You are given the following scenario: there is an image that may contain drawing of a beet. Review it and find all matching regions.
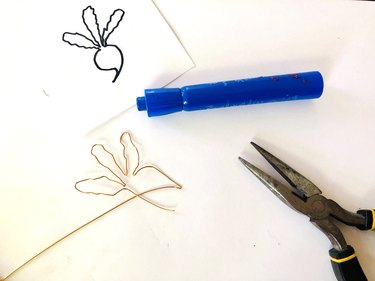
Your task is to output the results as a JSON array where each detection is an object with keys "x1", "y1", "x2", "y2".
[{"x1": 63, "y1": 6, "x2": 125, "y2": 83}]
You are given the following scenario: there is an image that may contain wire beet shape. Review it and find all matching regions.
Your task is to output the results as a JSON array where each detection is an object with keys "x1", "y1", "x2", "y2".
[
  {"x1": 0, "y1": 131, "x2": 181, "y2": 281},
  {"x1": 75, "y1": 131, "x2": 182, "y2": 210}
]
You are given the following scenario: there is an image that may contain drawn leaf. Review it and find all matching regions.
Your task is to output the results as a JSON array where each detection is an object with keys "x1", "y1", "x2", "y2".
[
  {"x1": 102, "y1": 9, "x2": 125, "y2": 45},
  {"x1": 62, "y1": 32, "x2": 99, "y2": 49},
  {"x1": 82, "y1": 6, "x2": 102, "y2": 47}
]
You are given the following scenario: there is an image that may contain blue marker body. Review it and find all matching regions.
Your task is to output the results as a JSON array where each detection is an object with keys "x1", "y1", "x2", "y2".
[{"x1": 136, "y1": 71, "x2": 323, "y2": 117}]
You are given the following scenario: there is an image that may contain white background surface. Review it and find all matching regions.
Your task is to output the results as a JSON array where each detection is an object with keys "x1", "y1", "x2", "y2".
[{"x1": 1, "y1": 0, "x2": 375, "y2": 280}]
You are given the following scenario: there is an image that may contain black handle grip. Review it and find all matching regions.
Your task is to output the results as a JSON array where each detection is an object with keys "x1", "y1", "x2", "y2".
[
  {"x1": 329, "y1": 245, "x2": 367, "y2": 281},
  {"x1": 356, "y1": 209, "x2": 375, "y2": 231}
]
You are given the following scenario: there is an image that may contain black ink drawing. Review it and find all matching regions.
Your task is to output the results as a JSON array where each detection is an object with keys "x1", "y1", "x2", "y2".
[{"x1": 62, "y1": 6, "x2": 125, "y2": 83}]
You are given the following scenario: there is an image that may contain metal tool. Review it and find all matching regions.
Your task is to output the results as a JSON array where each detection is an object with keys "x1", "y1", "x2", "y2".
[{"x1": 239, "y1": 142, "x2": 374, "y2": 281}]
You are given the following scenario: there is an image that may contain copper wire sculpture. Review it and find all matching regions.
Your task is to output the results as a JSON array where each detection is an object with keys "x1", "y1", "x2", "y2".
[
  {"x1": 1, "y1": 131, "x2": 181, "y2": 281},
  {"x1": 75, "y1": 131, "x2": 181, "y2": 210}
]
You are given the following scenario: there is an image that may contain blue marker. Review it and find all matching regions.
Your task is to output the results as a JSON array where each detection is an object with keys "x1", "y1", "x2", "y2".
[{"x1": 136, "y1": 71, "x2": 323, "y2": 117}]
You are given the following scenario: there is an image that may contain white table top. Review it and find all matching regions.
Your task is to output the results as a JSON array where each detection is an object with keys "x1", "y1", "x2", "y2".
[{"x1": 1, "y1": 1, "x2": 375, "y2": 280}]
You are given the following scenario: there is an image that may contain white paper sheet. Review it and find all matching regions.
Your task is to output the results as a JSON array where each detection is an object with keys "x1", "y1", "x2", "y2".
[
  {"x1": 0, "y1": 0, "x2": 193, "y2": 278},
  {"x1": 0, "y1": 0, "x2": 194, "y2": 132}
]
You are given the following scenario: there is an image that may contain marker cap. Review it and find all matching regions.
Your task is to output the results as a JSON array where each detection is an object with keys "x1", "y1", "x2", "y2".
[{"x1": 137, "y1": 88, "x2": 183, "y2": 117}]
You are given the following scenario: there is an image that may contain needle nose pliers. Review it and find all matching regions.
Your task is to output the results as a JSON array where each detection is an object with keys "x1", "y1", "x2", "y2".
[{"x1": 239, "y1": 142, "x2": 374, "y2": 281}]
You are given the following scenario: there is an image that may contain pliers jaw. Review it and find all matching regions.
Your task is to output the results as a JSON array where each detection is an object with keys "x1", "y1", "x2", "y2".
[
  {"x1": 238, "y1": 156, "x2": 312, "y2": 214},
  {"x1": 249, "y1": 142, "x2": 322, "y2": 198},
  {"x1": 239, "y1": 143, "x2": 366, "y2": 250}
]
